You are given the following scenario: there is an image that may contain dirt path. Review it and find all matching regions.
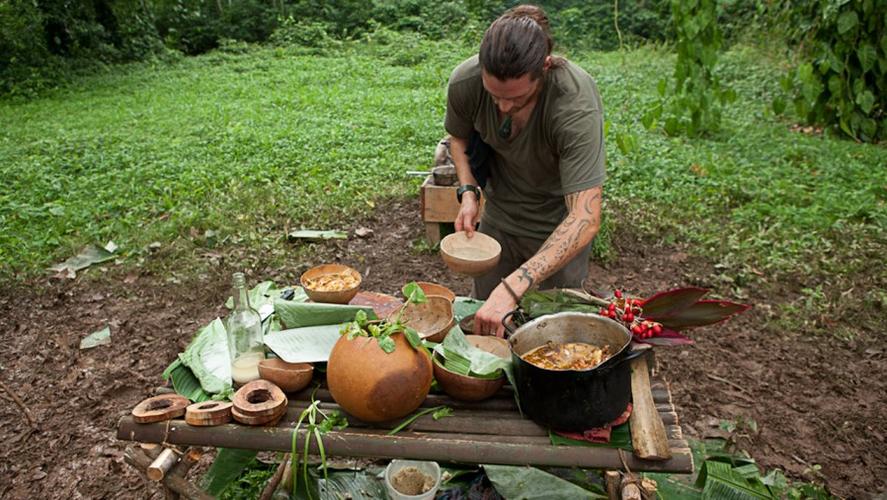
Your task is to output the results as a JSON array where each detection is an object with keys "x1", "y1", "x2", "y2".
[{"x1": 0, "y1": 198, "x2": 883, "y2": 499}]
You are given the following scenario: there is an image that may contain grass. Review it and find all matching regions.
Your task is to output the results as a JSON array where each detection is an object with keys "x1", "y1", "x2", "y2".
[{"x1": 1, "y1": 38, "x2": 884, "y2": 333}]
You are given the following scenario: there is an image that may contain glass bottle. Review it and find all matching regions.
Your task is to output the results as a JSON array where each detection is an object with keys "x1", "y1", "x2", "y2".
[{"x1": 226, "y1": 272, "x2": 264, "y2": 386}]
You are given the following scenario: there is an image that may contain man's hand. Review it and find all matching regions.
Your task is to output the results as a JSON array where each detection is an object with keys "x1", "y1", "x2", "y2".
[
  {"x1": 474, "y1": 282, "x2": 519, "y2": 338},
  {"x1": 454, "y1": 193, "x2": 479, "y2": 236}
]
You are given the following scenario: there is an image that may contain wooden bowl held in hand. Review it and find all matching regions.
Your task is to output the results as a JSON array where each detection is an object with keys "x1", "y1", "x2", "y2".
[
  {"x1": 258, "y1": 358, "x2": 314, "y2": 393},
  {"x1": 415, "y1": 282, "x2": 456, "y2": 303},
  {"x1": 440, "y1": 231, "x2": 501, "y2": 277},
  {"x1": 392, "y1": 295, "x2": 454, "y2": 343},
  {"x1": 300, "y1": 264, "x2": 361, "y2": 304}
]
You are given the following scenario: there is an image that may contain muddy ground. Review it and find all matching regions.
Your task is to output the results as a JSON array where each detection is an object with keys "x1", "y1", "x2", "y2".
[{"x1": 0, "y1": 198, "x2": 884, "y2": 499}]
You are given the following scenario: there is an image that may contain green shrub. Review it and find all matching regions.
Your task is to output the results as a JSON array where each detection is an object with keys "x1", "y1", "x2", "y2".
[{"x1": 776, "y1": 0, "x2": 885, "y2": 142}]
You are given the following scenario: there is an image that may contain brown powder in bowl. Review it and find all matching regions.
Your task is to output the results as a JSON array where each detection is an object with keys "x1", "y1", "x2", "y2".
[{"x1": 391, "y1": 466, "x2": 435, "y2": 495}]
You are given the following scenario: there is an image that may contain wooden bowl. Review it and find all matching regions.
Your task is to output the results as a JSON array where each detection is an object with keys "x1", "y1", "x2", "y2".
[
  {"x1": 300, "y1": 264, "x2": 361, "y2": 304},
  {"x1": 258, "y1": 358, "x2": 314, "y2": 393},
  {"x1": 416, "y1": 282, "x2": 456, "y2": 303},
  {"x1": 440, "y1": 232, "x2": 501, "y2": 277},
  {"x1": 432, "y1": 355, "x2": 504, "y2": 402},
  {"x1": 391, "y1": 295, "x2": 454, "y2": 343}
]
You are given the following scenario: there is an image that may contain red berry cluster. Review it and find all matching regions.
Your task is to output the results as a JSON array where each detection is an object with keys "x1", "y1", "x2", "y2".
[{"x1": 598, "y1": 289, "x2": 663, "y2": 340}]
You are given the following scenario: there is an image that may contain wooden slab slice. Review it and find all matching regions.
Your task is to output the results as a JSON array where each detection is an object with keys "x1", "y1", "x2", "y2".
[
  {"x1": 132, "y1": 394, "x2": 190, "y2": 424},
  {"x1": 185, "y1": 401, "x2": 233, "y2": 427},
  {"x1": 232, "y1": 380, "x2": 288, "y2": 417},
  {"x1": 232, "y1": 401, "x2": 288, "y2": 426}
]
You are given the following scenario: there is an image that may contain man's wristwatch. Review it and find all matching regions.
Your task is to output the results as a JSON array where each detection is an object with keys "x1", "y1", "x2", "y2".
[{"x1": 456, "y1": 184, "x2": 481, "y2": 203}]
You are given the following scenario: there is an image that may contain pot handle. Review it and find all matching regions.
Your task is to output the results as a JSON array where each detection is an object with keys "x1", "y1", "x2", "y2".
[
  {"x1": 501, "y1": 308, "x2": 530, "y2": 339},
  {"x1": 597, "y1": 346, "x2": 650, "y2": 373},
  {"x1": 501, "y1": 310, "x2": 519, "y2": 338}
]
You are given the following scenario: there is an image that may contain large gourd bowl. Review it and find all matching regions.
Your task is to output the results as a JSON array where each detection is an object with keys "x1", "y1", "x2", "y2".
[
  {"x1": 440, "y1": 231, "x2": 501, "y2": 277},
  {"x1": 299, "y1": 264, "x2": 361, "y2": 304}
]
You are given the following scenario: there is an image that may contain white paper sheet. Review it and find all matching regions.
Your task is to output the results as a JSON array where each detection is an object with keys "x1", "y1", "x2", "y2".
[{"x1": 264, "y1": 324, "x2": 344, "y2": 363}]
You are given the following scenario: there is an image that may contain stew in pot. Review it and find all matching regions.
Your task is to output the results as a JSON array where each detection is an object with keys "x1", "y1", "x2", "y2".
[{"x1": 521, "y1": 341, "x2": 612, "y2": 371}]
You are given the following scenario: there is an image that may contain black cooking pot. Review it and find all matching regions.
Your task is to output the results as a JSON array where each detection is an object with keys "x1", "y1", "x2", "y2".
[{"x1": 504, "y1": 311, "x2": 644, "y2": 431}]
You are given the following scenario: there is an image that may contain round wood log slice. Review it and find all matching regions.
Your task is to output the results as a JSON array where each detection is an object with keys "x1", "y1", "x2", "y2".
[
  {"x1": 232, "y1": 380, "x2": 288, "y2": 417},
  {"x1": 232, "y1": 403, "x2": 287, "y2": 426},
  {"x1": 185, "y1": 401, "x2": 233, "y2": 426},
  {"x1": 132, "y1": 394, "x2": 190, "y2": 424}
]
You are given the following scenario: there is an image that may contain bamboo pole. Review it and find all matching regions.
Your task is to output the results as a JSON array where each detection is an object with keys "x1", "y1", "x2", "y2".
[
  {"x1": 123, "y1": 446, "x2": 213, "y2": 500},
  {"x1": 117, "y1": 418, "x2": 694, "y2": 473},
  {"x1": 147, "y1": 449, "x2": 178, "y2": 481}
]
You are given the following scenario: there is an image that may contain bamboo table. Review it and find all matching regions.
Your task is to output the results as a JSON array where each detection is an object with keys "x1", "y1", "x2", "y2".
[{"x1": 117, "y1": 375, "x2": 693, "y2": 474}]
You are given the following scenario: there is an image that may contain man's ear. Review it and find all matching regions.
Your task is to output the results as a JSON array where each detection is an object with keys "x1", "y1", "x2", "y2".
[{"x1": 543, "y1": 56, "x2": 552, "y2": 72}]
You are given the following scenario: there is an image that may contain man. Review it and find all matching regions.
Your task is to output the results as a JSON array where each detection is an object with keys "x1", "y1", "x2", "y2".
[{"x1": 445, "y1": 5, "x2": 605, "y2": 337}]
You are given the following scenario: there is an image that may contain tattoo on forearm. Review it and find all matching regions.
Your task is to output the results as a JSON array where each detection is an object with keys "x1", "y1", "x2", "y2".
[
  {"x1": 583, "y1": 191, "x2": 601, "y2": 216},
  {"x1": 565, "y1": 192, "x2": 580, "y2": 213},
  {"x1": 528, "y1": 189, "x2": 602, "y2": 284},
  {"x1": 517, "y1": 266, "x2": 535, "y2": 286}
]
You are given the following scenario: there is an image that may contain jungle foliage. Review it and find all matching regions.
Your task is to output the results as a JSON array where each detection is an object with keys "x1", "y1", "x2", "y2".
[{"x1": 775, "y1": 0, "x2": 885, "y2": 142}]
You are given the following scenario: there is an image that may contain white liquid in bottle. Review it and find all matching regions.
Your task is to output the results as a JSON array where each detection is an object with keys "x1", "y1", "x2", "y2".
[{"x1": 231, "y1": 351, "x2": 264, "y2": 385}]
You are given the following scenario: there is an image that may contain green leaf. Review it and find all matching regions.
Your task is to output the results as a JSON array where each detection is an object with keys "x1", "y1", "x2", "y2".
[
  {"x1": 837, "y1": 10, "x2": 858, "y2": 35},
  {"x1": 225, "y1": 280, "x2": 284, "y2": 309},
  {"x1": 402, "y1": 281, "x2": 427, "y2": 305},
  {"x1": 857, "y1": 43, "x2": 878, "y2": 73},
  {"x1": 287, "y1": 229, "x2": 347, "y2": 240},
  {"x1": 354, "y1": 309, "x2": 367, "y2": 325},
  {"x1": 548, "y1": 423, "x2": 633, "y2": 450},
  {"x1": 48, "y1": 243, "x2": 116, "y2": 275},
  {"x1": 175, "y1": 317, "x2": 233, "y2": 394},
  {"x1": 433, "y1": 327, "x2": 512, "y2": 379},
  {"x1": 202, "y1": 448, "x2": 258, "y2": 496},
  {"x1": 772, "y1": 96, "x2": 786, "y2": 115},
  {"x1": 80, "y1": 326, "x2": 111, "y2": 349},
  {"x1": 377, "y1": 335, "x2": 396, "y2": 353},
  {"x1": 162, "y1": 359, "x2": 212, "y2": 402},
  {"x1": 484, "y1": 464, "x2": 607, "y2": 499},
  {"x1": 388, "y1": 405, "x2": 450, "y2": 435},
  {"x1": 657, "y1": 78, "x2": 668, "y2": 97},
  {"x1": 275, "y1": 299, "x2": 375, "y2": 329},
  {"x1": 403, "y1": 326, "x2": 423, "y2": 350},
  {"x1": 696, "y1": 460, "x2": 773, "y2": 499},
  {"x1": 856, "y1": 90, "x2": 875, "y2": 114}
]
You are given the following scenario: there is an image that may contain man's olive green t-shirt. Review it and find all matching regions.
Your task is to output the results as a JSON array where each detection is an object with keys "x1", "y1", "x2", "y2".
[{"x1": 445, "y1": 55, "x2": 606, "y2": 240}]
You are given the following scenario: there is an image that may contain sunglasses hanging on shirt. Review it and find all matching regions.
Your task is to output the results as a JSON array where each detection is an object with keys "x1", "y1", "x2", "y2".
[{"x1": 498, "y1": 115, "x2": 512, "y2": 139}]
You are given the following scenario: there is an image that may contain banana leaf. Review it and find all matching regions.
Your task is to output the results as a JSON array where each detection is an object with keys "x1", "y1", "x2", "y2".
[
  {"x1": 275, "y1": 299, "x2": 376, "y2": 329},
  {"x1": 162, "y1": 360, "x2": 211, "y2": 402},
  {"x1": 483, "y1": 464, "x2": 606, "y2": 499},
  {"x1": 696, "y1": 460, "x2": 774, "y2": 500},
  {"x1": 652, "y1": 300, "x2": 752, "y2": 330},
  {"x1": 224, "y1": 281, "x2": 299, "y2": 310},
  {"x1": 640, "y1": 287, "x2": 710, "y2": 318},
  {"x1": 316, "y1": 470, "x2": 387, "y2": 499},
  {"x1": 520, "y1": 290, "x2": 599, "y2": 319},
  {"x1": 175, "y1": 317, "x2": 232, "y2": 394},
  {"x1": 547, "y1": 423, "x2": 633, "y2": 450},
  {"x1": 453, "y1": 297, "x2": 484, "y2": 321},
  {"x1": 433, "y1": 326, "x2": 512, "y2": 380},
  {"x1": 202, "y1": 448, "x2": 259, "y2": 496}
]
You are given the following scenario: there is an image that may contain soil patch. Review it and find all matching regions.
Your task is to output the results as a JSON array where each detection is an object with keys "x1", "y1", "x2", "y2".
[{"x1": 0, "y1": 198, "x2": 883, "y2": 499}]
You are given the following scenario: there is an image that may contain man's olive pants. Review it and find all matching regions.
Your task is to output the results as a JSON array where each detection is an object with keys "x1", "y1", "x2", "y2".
[{"x1": 471, "y1": 221, "x2": 592, "y2": 300}]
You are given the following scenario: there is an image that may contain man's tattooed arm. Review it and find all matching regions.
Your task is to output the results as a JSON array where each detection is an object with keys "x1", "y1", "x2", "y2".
[{"x1": 517, "y1": 186, "x2": 603, "y2": 288}]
